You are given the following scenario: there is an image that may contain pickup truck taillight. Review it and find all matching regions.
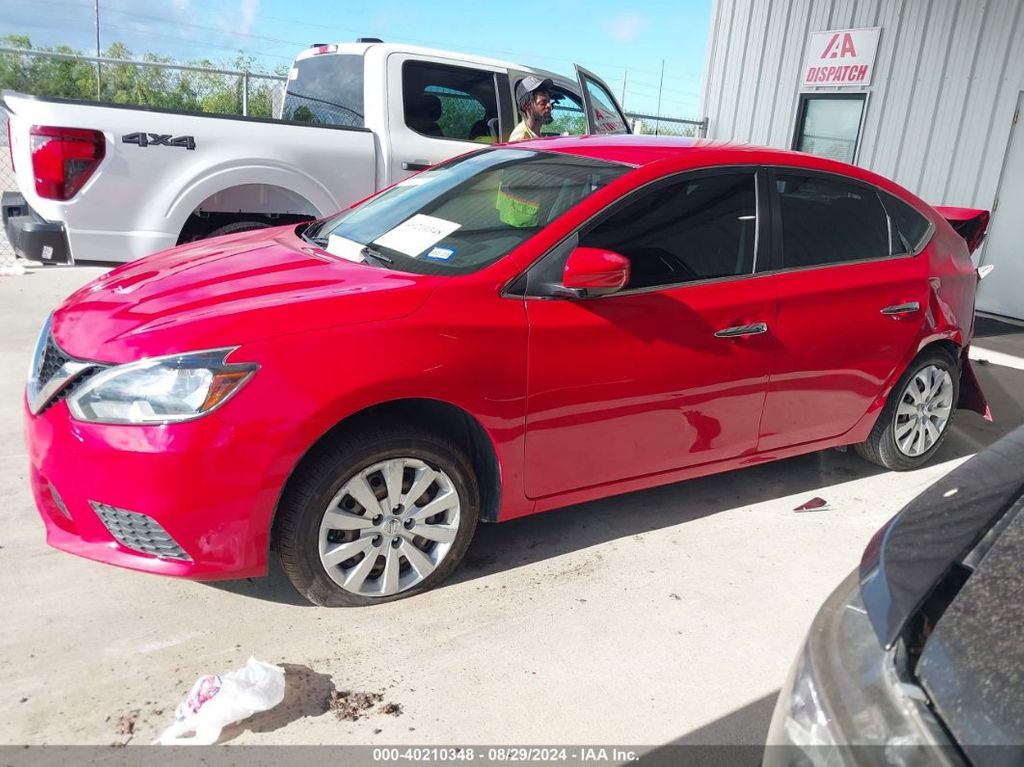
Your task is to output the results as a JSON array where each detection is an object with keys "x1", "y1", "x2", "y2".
[{"x1": 30, "y1": 125, "x2": 106, "y2": 201}]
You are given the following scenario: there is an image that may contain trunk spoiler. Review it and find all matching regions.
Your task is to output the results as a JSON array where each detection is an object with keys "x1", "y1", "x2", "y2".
[{"x1": 934, "y1": 206, "x2": 990, "y2": 255}]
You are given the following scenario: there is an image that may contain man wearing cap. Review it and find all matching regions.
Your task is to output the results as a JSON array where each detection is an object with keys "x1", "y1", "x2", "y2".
[{"x1": 509, "y1": 76, "x2": 554, "y2": 142}]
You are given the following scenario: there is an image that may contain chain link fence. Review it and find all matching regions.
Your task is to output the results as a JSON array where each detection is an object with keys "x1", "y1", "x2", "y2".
[
  {"x1": 629, "y1": 113, "x2": 707, "y2": 137},
  {"x1": 1, "y1": 47, "x2": 287, "y2": 118},
  {"x1": 1, "y1": 126, "x2": 18, "y2": 272}
]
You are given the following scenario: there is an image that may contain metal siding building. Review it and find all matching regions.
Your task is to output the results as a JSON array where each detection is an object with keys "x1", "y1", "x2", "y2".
[{"x1": 700, "y1": 0, "x2": 1024, "y2": 320}]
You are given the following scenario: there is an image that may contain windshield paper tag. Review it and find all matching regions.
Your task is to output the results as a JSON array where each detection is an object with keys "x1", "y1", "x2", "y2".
[
  {"x1": 425, "y1": 246, "x2": 455, "y2": 260},
  {"x1": 373, "y1": 214, "x2": 460, "y2": 257},
  {"x1": 326, "y1": 234, "x2": 367, "y2": 263}
]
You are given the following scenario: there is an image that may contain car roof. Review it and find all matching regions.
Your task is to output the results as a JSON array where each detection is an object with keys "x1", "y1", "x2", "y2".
[{"x1": 518, "y1": 135, "x2": 911, "y2": 197}]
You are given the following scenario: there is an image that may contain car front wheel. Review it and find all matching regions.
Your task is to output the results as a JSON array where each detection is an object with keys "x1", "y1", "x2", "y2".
[
  {"x1": 275, "y1": 426, "x2": 479, "y2": 606},
  {"x1": 855, "y1": 347, "x2": 959, "y2": 471}
]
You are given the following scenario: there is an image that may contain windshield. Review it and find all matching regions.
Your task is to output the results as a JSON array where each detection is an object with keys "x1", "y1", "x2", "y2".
[
  {"x1": 306, "y1": 148, "x2": 630, "y2": 276},
  {"x1": 282, "y1": 54, "x2": 364, "y2": 127}
]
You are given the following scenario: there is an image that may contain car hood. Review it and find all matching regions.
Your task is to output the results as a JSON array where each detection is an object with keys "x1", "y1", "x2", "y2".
[
  {"x1": 859, "y1": 425, "x2": 1024, "y2": 649},
  {"x1": 915, "y1": 494, "x2": 1024, "y2": 757},
  {"x1": 51, "y1": 227, "x2": 435, "y2": 363}
]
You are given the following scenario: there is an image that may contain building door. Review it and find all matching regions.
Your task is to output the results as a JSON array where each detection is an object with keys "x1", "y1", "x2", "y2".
[{"x1": 977, "y1": 92, "x2": 1024, "y2": 321}]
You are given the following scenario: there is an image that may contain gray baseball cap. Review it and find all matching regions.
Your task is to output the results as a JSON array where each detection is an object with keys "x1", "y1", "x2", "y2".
[{"x1": 515, "y1": 76, "x2": 554, "y2": 109}]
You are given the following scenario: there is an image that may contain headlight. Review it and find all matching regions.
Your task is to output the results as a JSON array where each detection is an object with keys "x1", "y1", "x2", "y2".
[
  {"x1": 764, "y1": 571, "x2": 960, "y2": 766},
  {"x1": 67, "y1": 348, "x2": 257, "y2": 425}
]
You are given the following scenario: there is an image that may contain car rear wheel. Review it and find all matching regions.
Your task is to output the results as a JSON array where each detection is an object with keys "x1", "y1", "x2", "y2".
[
  {"x1": 274, "y1": 425, "x2": 479, "y2": 606},
  {"x1": 855, "y1": 347, "x2": 959, "y2": 471}
]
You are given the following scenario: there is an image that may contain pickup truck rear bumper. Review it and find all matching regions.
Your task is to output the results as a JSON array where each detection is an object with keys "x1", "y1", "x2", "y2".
[{"x1": 2, "y1": 192, "x2": 72, "y2": 265}]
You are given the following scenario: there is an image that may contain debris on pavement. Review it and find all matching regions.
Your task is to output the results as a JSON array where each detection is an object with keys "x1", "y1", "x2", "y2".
[
  {"x1": 330, "y1": 690, "x2": 384, "y2": 721},
  {"x1": 156, "y1": 657, "x2": 286, "y2": 745},
  {"x1": 114, "y1": 710, "x2": 139, "y2": 737},
  {"x1": 794, "y1": 497, "x2": 831, "y2": 512},
  {"x1": 381, "y1": 702, "x2": 403, "y2": 716}
]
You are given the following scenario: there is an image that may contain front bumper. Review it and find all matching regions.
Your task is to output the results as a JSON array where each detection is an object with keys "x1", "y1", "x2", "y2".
[
  {"x1": 2, "y1": 191, "x2": 72, "y2": 264},
  {"x1": 24, "y1": 397, "x2": 283, "y2": 580}
]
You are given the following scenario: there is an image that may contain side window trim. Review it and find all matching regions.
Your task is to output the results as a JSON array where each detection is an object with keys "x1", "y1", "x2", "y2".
[
  {"x1": 519, "y1": 166, "x2": 764, "y2": 299},
  {"x1": 765, "y1": 165, "x2": 925, "y2": 274}
]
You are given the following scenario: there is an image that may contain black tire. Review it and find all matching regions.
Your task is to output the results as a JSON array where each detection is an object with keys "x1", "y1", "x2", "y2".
[
  {"x1": 206, "y1": 220, "x2": 271, "y2": 238},
  {"x1": 855, "y1": 346, "x2": 960, "y2": 471},
  {"x1": 274, "y1": 425, "x2": 479, "y2": 606}
]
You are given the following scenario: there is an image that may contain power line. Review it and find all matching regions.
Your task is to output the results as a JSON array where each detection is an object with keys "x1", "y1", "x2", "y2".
[
  {"x1": 181, "y1": 0, "x2": 700, "y2": 83},
  {"x1": 11, "y1": 0, "x2": 705, "y2": 102},
  {"x1": 93, "y1": 20, "x2": 295, "y2": 61},
  {"x1": 17, "y1": 0, "x2": 704, "y2": 87}
]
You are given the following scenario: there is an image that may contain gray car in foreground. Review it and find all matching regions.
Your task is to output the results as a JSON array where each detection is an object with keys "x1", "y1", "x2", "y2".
[{"x1": 766, "y1": 425, "x2": 1024, "y2": 766}]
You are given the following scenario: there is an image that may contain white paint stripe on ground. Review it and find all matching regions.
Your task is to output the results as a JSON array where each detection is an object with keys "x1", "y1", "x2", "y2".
[{"x1": 969, "y1": 345, "x2": 1024, "y2": 371}]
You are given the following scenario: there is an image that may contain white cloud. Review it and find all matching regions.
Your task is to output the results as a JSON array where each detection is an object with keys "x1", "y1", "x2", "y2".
[
  {"x1": 602, "y1": 12, "x2": 648, "y2": 42},
  {"x1": 238, "y1": 0, "x2": 260, "y2": 36}
]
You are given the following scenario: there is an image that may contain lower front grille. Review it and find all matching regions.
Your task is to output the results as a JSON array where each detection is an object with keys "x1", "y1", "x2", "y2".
[{"x1": 90, "y1": 502, "x2": 192, "y2": 561}]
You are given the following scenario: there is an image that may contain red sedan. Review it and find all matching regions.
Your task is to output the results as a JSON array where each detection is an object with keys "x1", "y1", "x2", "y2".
[{"x1": 25, "y1": 136, "x2": 990, "y2": 605}]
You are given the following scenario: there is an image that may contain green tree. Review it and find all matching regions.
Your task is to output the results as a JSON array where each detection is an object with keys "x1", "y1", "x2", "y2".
[{"x1": 0, "y1": 36, "x2": 284, "y2": 117}]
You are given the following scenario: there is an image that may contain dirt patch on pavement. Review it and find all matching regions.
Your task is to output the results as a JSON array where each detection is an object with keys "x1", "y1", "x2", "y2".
[
  {"x1": 330, "y1": 690, "x2": 384, "y2": 721},
  {"x1": 329, "y1": 690, "x2": 405, "y2": 722}
]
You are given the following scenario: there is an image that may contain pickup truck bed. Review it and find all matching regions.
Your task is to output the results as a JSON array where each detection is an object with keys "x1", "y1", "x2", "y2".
[{"x1": 3, "y1": 92, "x2": 376, "y2": 263}]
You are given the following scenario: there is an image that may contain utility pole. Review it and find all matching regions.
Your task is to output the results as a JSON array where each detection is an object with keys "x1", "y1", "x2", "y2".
[
  {"x1": 655, "y1": 59, "x2": 664, "y2": 136},
  {"x1": 94, "y1": 0, "x2": 101, "y2": 99},
  {"x1": 620, "y1": 70, "x2": 628, "y2": 112}
]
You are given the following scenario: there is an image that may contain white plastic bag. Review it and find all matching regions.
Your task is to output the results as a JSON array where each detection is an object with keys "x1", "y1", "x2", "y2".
[{"x1": 157, "y1": 657, "x2": 286, "y2": 745}]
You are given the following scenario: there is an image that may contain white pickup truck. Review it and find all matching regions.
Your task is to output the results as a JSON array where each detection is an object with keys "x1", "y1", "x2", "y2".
[{"x1": 2, "y1": 41, "x2": 631, "y2": 265}]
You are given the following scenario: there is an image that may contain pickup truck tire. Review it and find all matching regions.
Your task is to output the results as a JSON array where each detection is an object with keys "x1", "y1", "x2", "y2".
[
  {"x1": 207, "y1": 220, "x2": 271, "y2": 238},
  {"x1": 855, "y1": 347, "x2": 959, "y2": 471},
  {"x1": 274, "y1": 425, "x2": 480, "y2": 607}
]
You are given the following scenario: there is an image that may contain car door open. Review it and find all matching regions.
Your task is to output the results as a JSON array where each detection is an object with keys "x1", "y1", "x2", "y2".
[{"x1": 574, "y1": 64, "x2": 632, "y2": 135}]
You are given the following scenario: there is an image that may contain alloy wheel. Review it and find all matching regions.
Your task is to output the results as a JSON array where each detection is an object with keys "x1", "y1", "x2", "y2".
[
  {"x1": 318, "y1": 457, "x2": 461, "y2": 597},
  {"x1": 893, "y1": 364, "x2": 954, "y2": 457}
]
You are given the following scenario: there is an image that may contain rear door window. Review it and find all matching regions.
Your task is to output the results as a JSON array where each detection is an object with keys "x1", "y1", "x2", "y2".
[
  {"x1": 775, "y1": 174, "x2": 891, "y2": 268},
  {"x1": 402, "y1": 62, "x2": 499, "y2": 143}
]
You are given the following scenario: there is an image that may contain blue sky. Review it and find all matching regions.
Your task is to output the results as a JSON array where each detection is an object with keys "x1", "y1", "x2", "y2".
[{"x1": 2, "y1": 0, "x2": 711, "y2": 117}]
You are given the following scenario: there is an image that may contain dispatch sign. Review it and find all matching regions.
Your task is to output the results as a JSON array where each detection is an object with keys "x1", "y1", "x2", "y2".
[{"x1": 802, "y1": 27, "x2": 881, "y2": 87}]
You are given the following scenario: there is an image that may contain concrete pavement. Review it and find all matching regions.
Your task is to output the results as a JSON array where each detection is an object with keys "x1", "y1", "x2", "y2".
[{"x1": 1, "y1": 264, "x2": 1022, "y2": 750}]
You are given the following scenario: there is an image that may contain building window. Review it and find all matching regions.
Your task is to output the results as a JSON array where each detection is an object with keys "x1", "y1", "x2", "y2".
[{"x1": 792, "y1": 94, "x2": 866, "y2": 164}]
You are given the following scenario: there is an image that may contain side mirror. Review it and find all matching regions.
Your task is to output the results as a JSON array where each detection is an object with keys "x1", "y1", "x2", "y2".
[{"x1": 561, "y1": 247, "x2": 631, "y2": 297}]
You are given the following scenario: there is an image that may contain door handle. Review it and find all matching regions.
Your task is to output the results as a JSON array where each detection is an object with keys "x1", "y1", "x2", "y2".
[
  {"x1": 881, "y1": 302, "x2": 921, "y2": 316},
  {"x1": 714, "y1": 322, "x2": 768, "y2": 338},
  {"x1": 402, "y1": 161, "x2": 430, "y2": 171}
]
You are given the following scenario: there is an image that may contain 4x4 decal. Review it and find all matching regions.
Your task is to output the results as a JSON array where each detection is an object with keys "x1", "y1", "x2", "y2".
[{"x1": 122, "y1": 132, "x2": 196, "y2": 150}]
